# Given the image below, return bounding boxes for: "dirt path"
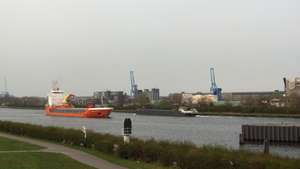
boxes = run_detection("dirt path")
[0,132,127,169]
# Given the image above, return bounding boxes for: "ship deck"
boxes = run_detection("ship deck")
[51,108,86,113]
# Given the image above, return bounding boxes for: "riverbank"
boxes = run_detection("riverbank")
[114,109,300,118]
[3,106,300,118]
[0,106,43,110]
[195,112,300,118]
[0,120,299,169]
[0,132,172,169]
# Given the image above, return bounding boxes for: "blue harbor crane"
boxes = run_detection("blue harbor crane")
[130,71,138,98]
[210,68,222,101]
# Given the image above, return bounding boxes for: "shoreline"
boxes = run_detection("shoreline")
[1,107,300,118]
[0,106,43,110]
[193,112,300,118]
[114,109,300,118]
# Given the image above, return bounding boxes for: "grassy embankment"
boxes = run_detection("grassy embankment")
[0,128,172,169]
[73,145,172,169]
[0,136,96,169]
[0,153,97,169]
[0,121,299,169]
[0,136,42,151]
[0,135,171,169]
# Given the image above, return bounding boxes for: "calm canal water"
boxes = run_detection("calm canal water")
[0,108,299,158]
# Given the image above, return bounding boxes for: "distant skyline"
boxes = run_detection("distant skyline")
[0,0,299,96]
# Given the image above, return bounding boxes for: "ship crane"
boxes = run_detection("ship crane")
[130,71,138,98]
[210,68,222,101]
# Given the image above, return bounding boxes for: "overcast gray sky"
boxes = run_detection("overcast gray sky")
[0,0,299,96]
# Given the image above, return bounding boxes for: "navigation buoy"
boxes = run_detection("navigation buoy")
[123,118,132,144]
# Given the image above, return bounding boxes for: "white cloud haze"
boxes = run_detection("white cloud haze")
[0,0,299,96]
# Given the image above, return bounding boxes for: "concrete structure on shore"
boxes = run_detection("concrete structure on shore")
[240,124,300,145]
[284,77,300,97]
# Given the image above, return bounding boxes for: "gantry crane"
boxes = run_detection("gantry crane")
[130,71,138,97]
[210,68,222,101]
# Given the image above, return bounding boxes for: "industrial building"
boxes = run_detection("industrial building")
[0,91,9,98]
[284,77,300,96]
[181,93,217,105]
[144,88,160,103]
[93,91,126,106]
[73,96,94,107]
[222,91,284,102]
[129,70,160,103]
[221,91,285,107]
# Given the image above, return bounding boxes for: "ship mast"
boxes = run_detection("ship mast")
[52,80,60,91]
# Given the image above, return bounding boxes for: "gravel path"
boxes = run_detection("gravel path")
[0,132,127,169]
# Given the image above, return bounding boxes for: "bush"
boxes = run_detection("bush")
[0,121,299,169]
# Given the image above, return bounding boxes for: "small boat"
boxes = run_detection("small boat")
[178,107,199,116]
[45,87,113,118]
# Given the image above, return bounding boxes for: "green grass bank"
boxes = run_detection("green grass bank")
[0,152,97,169]
[0,120,299,169]
[0,136,96,169]
[0,136,43,151]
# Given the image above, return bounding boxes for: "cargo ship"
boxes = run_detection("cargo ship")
[45,87,113,118]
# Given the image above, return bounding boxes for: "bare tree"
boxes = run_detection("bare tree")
[169,93,183,107]
[135,93,150,108]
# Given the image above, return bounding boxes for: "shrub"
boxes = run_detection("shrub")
[0,121,299,169]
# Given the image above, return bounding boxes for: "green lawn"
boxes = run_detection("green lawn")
[74,146,174,169]
[0,136,96,169]
[0,136,171,169]
[0,136,43,151]
[0,152,96,169]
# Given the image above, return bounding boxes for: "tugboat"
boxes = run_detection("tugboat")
[45,86,112,118]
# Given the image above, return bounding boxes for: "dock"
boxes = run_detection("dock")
[240,124,300,145]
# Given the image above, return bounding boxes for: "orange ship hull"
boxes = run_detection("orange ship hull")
[45,106,112,118]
